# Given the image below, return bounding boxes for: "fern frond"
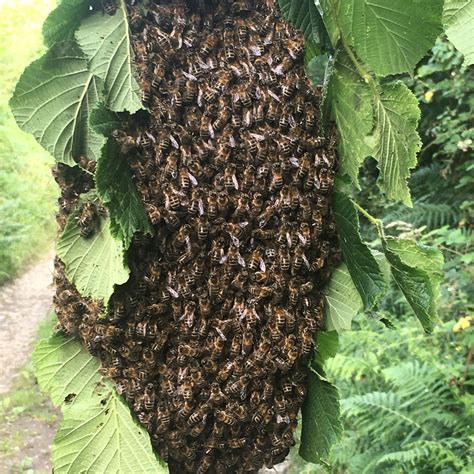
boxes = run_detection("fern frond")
[376,439,467,471]
[341,392,427,440]
[325,353,381,382]
[383,202,461,229]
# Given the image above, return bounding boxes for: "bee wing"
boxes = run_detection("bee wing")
[167,287,180,299]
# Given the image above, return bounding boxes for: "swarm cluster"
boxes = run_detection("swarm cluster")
[53,0,339,472]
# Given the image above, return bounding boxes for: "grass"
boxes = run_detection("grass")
[0,0,58,285]
[0,313,58,473]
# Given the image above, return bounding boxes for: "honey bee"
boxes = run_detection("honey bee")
[213,107,231,130]
[318,168,335,194]
[273,56,293,76]
[301,327,313,357]
[197,217,210,241]
[224,164,239,190]
[102,0,116,16]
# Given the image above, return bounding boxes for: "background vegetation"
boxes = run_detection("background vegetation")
[0,0,57,284]
[0,0,472,472]
[290,37,474,473]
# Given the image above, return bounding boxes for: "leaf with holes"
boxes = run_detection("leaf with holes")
[52,391,168,473]
[56,213,129,304]
[372,82,422,206]
[324,50,373,186]
[324,263,363,332]
[76,0,143,113]
[300,365,342,463]
[9,42,103,166]
[95,139,153,249]
[333,191,388,309]
[382,237,443,332]
[444,0,474,66]
[33,332,105,406]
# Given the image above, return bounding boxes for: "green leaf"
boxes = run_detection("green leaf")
[318,0,341,47]
[372,82,422,206]
[95,139,153,249]
[76,0,143,113]
[337,0,444,76]
[90,102,121,136]
[33,332,167,473]
[56,213,130,304]
[278,0,331,48]
[333,191,388,309]
[42,0,96,48]
[315,331,340,365]
[300,366,342,463]
[33,332,104,406]
[382,237,444,332]
[324,263,363,332]
[9,42,103,166]
[53,392,167,473]
[444,0,474,66]
[324,50,373,185]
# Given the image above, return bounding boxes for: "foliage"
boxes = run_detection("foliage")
[287,34,474,473]
[33,330,167,473]
[9,0,473,470]
[0,0,57,284]
[57,212,130,305]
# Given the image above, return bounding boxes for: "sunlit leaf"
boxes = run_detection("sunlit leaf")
[444,0,474,66]
[76,0,143,113]
[56,213,129,304]
[324,263,363,331]
[33,332,104,406]
[9,42,103,166]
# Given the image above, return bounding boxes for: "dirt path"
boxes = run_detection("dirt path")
[0,254,55,394]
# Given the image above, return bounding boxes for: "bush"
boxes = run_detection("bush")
[0,0,57,284]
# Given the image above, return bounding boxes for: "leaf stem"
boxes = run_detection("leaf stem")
[353,201,385,238]
[327,0,378,95]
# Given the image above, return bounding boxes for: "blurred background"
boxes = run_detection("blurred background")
[0,0,472,472]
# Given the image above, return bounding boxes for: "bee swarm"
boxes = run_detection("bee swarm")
[53,0,340,472]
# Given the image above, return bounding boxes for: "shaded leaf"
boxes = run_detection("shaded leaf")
[444,0,474,66]
[56,213,129,304]
[324,50,373,185]
[95,139,153,248]
[9,42,103,166]
[333,191,388,309]
[300,366,342,463]
[382,237,444,332]
[76,0,143,113]
[278,0,331,48]
[324,263,363,331]
[372,82,421,206]
[33,332,104,406]
[90,102,121,136]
